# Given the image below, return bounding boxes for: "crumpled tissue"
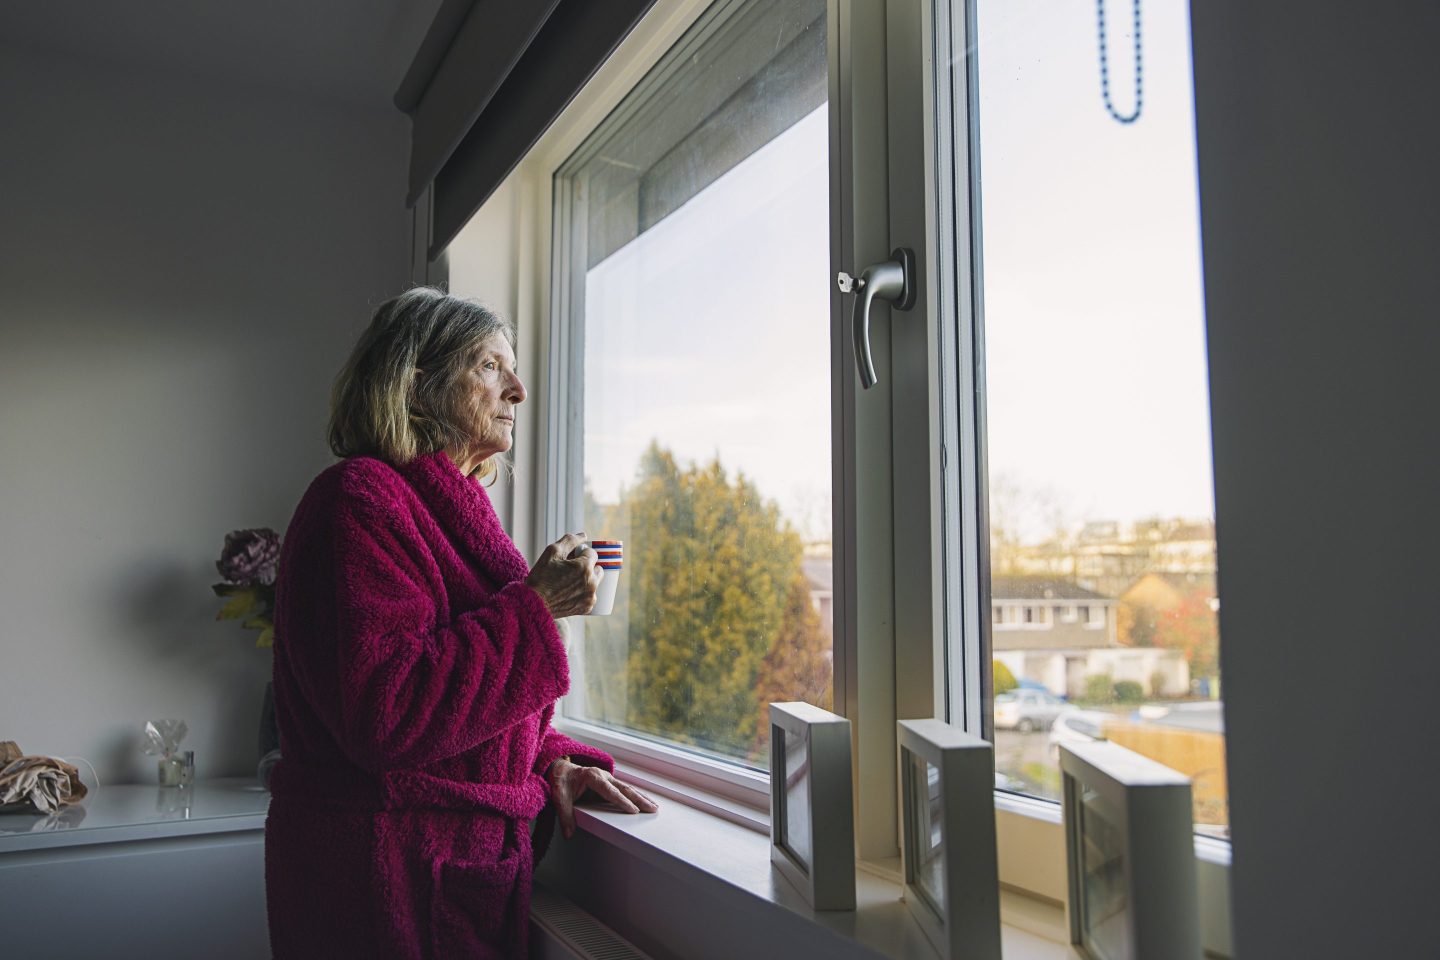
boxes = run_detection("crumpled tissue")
[0,741,88,814]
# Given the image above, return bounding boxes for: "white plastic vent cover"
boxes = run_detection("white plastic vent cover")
[530,883,655,960]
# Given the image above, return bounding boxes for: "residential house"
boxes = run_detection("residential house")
[992,575,1188,698]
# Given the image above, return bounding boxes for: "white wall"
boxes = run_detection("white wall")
[1191,3,1440,956]
[0,44,409,785]
[446,173,527,540]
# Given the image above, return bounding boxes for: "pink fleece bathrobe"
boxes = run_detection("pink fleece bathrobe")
[264,450,611,959]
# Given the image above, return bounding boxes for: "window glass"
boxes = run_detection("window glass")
[555,0,831,767]
[907,754,946,915]
[965,0,1227,835]
[1079,783,1131,958]
[779,726,812,869]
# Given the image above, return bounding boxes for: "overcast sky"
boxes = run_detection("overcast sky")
[584,0,1210,546]
[584,106,832,538]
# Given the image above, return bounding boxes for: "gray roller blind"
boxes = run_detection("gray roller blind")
[397,0,561,208]
[397,0,658,259]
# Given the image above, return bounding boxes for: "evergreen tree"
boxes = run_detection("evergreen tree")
[750,573,832,758]
[581,443,830,761]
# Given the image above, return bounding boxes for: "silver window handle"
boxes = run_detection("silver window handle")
[839,248,916,389]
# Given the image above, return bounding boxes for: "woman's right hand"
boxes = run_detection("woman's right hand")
[525,532,602,619]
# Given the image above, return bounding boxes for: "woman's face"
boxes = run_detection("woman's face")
[458,334,526,467]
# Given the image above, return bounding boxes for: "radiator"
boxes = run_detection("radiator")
[530,883,656,960]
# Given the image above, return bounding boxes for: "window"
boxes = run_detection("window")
[550,0,830,771]
[449,0,1231,944]
[943,0,1228,835]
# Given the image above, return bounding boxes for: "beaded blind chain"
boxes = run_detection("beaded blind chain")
[1097,0,1143,123]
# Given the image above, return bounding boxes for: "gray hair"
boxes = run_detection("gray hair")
[328,287,516,481]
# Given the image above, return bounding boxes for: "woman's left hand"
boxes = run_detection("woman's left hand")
[546,758,659,839]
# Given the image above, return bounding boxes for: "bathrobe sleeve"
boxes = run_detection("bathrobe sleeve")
[533,728,614,779]
[328,484,572,773]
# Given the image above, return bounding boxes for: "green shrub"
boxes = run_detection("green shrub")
[1084,674,1115,704]
[1114,680,1145,704]
[993,660,1018,695]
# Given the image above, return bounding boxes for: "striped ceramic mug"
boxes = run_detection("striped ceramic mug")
[588,539,622,615]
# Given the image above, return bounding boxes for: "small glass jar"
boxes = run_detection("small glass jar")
[155,785,192,817]
[179,750,195,787]
[158,754,183,787]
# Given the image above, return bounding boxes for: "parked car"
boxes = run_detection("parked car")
[1047,709,1109,760]
[993,688,1072,733]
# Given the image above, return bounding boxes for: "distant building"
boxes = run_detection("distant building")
[998,516,1216,598]
[1149,523,1217,575]
[1073,544,1154,599]
[1079,518,1215,596]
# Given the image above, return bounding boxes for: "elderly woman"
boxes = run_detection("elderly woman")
[265,288,656,959]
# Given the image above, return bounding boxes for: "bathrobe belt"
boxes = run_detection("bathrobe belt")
[269,760,549,821]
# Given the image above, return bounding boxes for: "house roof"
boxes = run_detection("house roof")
[1122,570,1218,599]
[990,576,1112,602]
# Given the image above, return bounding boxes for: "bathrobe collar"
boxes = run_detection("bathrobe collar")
[396,450,530,583]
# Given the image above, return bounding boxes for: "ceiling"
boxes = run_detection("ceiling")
[0,0,444,108]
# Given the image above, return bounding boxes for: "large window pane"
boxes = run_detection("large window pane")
[965,0,1227,835]
[555,0,831,768]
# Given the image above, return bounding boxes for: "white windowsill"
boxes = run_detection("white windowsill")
[562,767,1098,960]
[992,791,1232,957]
[614,764,769,833]
[562,763,1231,959]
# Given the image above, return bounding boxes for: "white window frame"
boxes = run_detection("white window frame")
[512,0,842,813]
[924,0,1232,950]
[453,0,1231,950]
[493,0,950,850]
[521,0,951,842]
